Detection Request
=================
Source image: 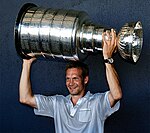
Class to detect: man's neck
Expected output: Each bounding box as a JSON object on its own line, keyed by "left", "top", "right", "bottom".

{"left": 71, "top": 91, "right": 86, "bottom": 106}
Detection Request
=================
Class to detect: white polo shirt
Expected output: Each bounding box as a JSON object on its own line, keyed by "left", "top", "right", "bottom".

{"left": 34, "top": 91, "right": 120, "bottom": 133}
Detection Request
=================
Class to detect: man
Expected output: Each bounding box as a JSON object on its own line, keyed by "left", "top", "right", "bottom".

{"left": 19, "top": 29, "right": 122, "bottom": 133}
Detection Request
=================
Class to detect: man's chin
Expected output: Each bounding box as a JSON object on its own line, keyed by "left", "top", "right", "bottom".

{"left": 69, "top": 91, "right": 77, "bottom": 95}
{"left": 69, "top": 90, "right": 78, "bottom": 96}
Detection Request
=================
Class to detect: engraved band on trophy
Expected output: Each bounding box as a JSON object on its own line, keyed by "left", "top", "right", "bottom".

{"left": 15, "top": 3, "right": 143, "bottom": 63}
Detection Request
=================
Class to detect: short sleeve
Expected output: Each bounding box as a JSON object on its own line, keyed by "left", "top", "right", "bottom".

{"left": 97, "top": 91, "right": 120, "bottom": 120}
{"left": 34, "top": 94, "right": 56, "bottom": 118}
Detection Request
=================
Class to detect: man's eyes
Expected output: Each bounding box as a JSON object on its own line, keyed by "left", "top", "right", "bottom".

{"left": 73, "top": 77, "right": 79, "bottom": 80}
{"left": 66, "top": 77, "right": 80, "bottom": 80}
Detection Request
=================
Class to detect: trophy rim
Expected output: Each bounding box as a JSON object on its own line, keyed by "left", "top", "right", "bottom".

{"left": 14, "top": 3, "right": 37, "bottom": 59}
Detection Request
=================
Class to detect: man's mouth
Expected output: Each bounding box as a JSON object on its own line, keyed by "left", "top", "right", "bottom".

{"left": 68, "top": 85, "right": 77, "bottom": 91}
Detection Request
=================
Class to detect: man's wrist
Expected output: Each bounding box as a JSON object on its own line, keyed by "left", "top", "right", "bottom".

{"left": 23, "top": 60, "right": 33, "bottom": 67}
{"left": 104, "top": 57, "right": 114, "bottom": 64}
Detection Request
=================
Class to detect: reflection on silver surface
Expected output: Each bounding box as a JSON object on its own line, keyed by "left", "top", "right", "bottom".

{"left": 118, "top": 21, "right": 143, "bottom": 63}
{"left": 15, "top": 3, "right": 143, "bottom": 63}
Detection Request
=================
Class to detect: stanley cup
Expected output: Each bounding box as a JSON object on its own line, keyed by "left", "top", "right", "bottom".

{"left": 15, "top": 3, "right": 143, "bottom": 63}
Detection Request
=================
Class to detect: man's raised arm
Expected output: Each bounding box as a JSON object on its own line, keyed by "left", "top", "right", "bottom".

{"left": 102, "top": 29, "right": 122, "bottom": 107}
{"left": 19, "top": 58, "right": 37, "bottom": 108}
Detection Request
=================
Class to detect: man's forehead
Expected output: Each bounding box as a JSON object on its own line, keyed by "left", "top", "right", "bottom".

{"left": 66, "top": 68, "right": 82, "bottom": 75}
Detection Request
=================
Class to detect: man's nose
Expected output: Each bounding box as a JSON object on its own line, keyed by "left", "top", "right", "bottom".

{"left": 69, "top": 79, "right": 74, "bottom": 86}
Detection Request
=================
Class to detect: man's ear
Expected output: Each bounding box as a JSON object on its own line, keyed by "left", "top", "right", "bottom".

{"left": 84, "top": 76, "right": 89, "bottom": 84}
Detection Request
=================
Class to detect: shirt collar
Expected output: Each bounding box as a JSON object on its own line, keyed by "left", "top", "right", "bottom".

{"left": 66, "top": 91, "right": 91, "bottom": 105}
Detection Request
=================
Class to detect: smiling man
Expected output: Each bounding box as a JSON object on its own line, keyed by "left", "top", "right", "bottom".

{"left": 19, "top": 29, "right": 122, "bottom": 133}
{"left": 65, "top": 62, "right": 89, "bottom": 104}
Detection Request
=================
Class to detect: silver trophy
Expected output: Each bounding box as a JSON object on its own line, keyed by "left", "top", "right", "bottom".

{"left": 15, "top": 3, "right": 143, "bottom": 63}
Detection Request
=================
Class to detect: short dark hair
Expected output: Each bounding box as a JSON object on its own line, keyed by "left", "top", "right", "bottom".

{"left": 65, "top": 61, "right": 89, "bottom": 79}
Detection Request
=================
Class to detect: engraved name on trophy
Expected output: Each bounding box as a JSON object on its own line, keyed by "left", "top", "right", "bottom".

{"left": 15, "top": 3, "right": 143, "bottom": 63}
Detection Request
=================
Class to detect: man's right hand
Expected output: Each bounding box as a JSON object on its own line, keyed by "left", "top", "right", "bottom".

{"left": 23, "top": 53, "right": 37, "bottom": 65}
{"left": 23, "top": 57, "right": 36, "bottom": 65}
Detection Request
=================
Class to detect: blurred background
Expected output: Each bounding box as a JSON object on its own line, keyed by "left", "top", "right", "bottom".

{"left": 0, "top": 0, "right": 149, "bottom": 132}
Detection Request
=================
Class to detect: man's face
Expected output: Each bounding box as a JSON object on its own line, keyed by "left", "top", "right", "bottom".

{"left": 66, "top": 68, "right": 88, "bottom": 96}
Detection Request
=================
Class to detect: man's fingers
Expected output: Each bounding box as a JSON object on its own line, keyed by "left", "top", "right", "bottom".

{"left": 111, "top": 29, "right": 116, "bottom": 44}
